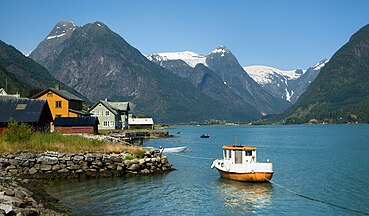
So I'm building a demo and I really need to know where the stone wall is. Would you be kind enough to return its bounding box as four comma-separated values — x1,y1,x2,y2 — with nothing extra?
0,150,171,179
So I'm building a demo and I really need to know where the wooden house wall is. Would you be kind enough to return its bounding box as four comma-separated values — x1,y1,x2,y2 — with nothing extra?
55,126,96,134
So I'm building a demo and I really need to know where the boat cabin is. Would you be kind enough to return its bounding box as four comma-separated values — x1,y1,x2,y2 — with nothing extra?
222,145,257,164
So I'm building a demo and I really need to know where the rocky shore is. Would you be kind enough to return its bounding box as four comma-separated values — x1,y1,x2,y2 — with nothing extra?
0,149,172,215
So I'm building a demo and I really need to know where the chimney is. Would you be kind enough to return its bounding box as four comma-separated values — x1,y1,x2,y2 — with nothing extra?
55,84,60,90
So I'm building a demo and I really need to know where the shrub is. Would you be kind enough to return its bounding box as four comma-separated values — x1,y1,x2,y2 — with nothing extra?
124,155,135,160
2,121,33,142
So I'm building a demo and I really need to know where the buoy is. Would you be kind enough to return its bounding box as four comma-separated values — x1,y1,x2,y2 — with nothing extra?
189,150,193,153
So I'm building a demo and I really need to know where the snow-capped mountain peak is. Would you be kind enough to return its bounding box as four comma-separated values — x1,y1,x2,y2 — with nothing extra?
243,59,328,103
146,51,207,67
211,46,230,54
47,21,76,40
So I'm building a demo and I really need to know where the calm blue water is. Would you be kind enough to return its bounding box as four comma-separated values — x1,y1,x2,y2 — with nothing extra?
46,125,369,215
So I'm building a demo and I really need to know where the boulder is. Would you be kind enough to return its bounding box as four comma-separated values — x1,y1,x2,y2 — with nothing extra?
66,161,75,167
40,164,52,171
4,189,15,197
66,165,79,170
128,164,140,171
8,159,19,166
73,155,84,162
52,165,61,171
28,168,37,175
38,156,58,165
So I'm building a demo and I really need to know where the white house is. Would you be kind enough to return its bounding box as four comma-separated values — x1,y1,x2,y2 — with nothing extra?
0,88,20,99
128,117,154,130
89,100,130,130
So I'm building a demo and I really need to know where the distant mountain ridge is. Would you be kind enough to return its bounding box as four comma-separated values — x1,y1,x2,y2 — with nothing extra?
244,59,329,103
29,21,261,123
147,46,291,116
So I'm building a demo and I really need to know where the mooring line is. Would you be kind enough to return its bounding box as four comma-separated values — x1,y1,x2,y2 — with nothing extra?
165,152,215,160
167,152,368,215
265,178,369,215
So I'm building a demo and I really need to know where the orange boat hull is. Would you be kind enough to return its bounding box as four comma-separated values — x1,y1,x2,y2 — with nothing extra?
217,169,273,182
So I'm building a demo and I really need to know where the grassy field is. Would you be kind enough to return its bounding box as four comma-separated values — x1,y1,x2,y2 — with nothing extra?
0,122,144,156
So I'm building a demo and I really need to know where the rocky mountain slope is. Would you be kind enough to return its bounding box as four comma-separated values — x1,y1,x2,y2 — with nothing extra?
244,59,329,103
29,21,256,123
147,46,291,116
0,40,82,99
273,24,369,124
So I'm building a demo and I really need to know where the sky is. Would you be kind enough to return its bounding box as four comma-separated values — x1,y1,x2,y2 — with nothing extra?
1,0,369,70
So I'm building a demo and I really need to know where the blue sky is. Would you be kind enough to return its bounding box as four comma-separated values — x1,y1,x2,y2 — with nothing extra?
1,0,369,69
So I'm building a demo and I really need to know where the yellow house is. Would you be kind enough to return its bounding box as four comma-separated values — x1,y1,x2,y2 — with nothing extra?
33,85,89,119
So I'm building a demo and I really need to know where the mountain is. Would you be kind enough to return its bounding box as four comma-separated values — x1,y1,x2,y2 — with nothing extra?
147,47,290,116
206,46,290,115
29,21,255,123
146,56,261,118
0,40,84,99
273,24,369,124
244,59,329,103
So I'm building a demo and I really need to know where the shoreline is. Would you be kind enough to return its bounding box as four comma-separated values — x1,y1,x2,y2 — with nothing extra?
0,148,173,215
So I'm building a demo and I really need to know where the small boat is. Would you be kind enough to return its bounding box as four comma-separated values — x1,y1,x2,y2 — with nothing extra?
211,145,273,182
200,134,210,138
160,146,187,153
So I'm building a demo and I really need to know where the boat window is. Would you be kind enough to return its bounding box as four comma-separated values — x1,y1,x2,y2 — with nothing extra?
223,150,226,159
228,150,232,159
245,150,252,156
235,150,242,164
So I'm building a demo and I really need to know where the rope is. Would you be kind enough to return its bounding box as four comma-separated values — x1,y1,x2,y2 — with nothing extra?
265,178,369,215
167,153,369,215
165,152,216,160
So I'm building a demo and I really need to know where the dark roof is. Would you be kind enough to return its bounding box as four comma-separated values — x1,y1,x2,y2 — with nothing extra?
33,87,84,101
69,109,91,116
54,117,99,126
0,98,52,123
89,100,130,115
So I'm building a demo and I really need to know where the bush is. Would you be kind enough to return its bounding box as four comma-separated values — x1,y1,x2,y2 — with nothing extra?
124,155,135,160
3,121,33,142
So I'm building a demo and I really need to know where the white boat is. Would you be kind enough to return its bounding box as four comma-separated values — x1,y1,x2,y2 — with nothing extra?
161,146,188,153
211,145,273,182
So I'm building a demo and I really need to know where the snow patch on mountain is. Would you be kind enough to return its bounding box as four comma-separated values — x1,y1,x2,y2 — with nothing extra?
243,65,303,85
146,51,207,67
47,33,67,40
312,58,330,70
47,21,75,40
211,46,230,54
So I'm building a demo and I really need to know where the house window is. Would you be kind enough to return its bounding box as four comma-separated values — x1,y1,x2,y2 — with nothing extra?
103,121,109,127
55,101,62,108
47,92,53,97
105,111,110,116
109,121,114,127
235,151,242,164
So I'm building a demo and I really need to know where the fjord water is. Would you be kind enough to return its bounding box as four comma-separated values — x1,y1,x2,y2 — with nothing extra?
46,125,369,215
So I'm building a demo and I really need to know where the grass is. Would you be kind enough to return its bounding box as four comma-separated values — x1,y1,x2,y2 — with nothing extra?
0,122,145,156
0,132,145,157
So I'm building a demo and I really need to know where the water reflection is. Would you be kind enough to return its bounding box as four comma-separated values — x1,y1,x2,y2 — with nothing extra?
214,178,273,214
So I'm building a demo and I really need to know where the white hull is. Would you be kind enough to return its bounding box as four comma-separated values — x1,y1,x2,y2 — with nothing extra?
162,146,187,153
211,159,273,182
